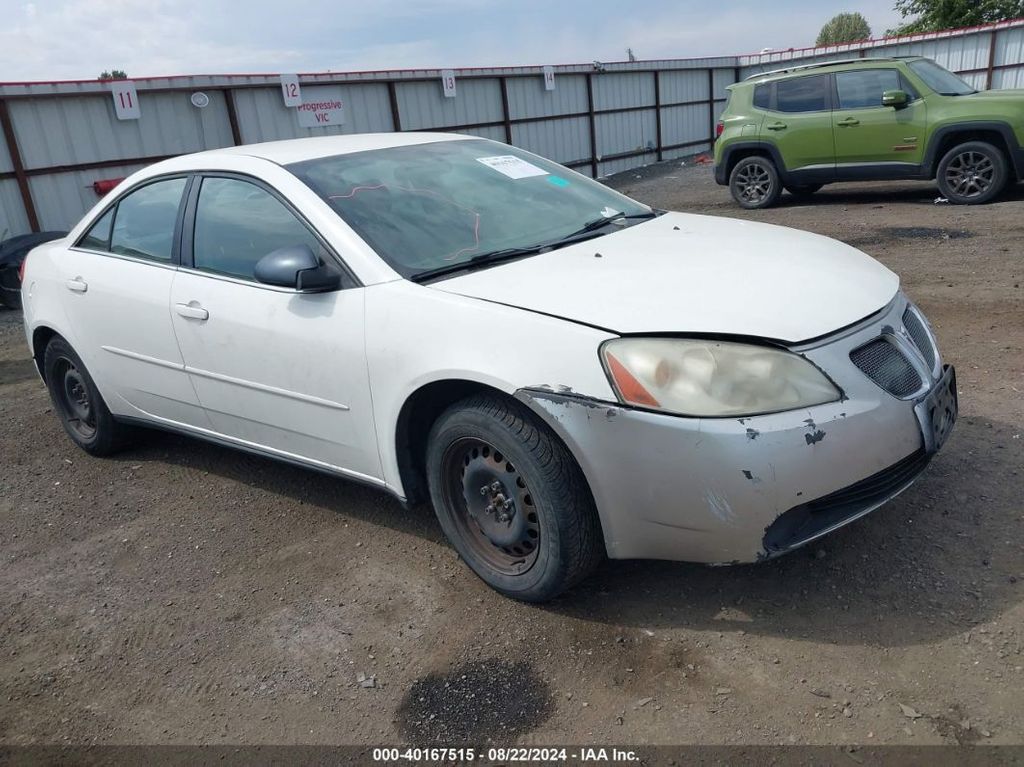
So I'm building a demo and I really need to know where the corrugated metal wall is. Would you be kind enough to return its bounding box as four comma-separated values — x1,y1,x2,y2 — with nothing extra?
1,19,1022,237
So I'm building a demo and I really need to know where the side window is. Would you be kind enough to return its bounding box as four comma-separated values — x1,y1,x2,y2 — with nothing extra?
753,84,770,109
835,69,902,109
775,75,829,113
109,178,187,262
79,207,115,251
192,177,323,281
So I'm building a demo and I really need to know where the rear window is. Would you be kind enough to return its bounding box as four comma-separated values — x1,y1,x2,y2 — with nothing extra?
775,75,829,113
753,84,770,109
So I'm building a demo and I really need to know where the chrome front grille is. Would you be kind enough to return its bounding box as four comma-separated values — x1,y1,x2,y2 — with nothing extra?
902,305,937,372
850,339,923,398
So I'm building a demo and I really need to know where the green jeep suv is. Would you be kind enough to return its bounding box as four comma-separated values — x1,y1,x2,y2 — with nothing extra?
714,57,1024,208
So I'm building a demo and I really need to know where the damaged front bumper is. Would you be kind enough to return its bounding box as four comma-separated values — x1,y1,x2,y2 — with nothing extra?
516,294,954,564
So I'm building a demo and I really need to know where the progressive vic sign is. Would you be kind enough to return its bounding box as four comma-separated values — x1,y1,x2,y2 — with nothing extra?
296,99,345,128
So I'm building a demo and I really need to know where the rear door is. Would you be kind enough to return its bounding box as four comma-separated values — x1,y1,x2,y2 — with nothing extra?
832,68,928,178
168,174,382,481
60,176,208,427
762,74,835,177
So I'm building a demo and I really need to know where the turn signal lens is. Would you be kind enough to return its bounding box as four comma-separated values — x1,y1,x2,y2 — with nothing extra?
605,352,660,408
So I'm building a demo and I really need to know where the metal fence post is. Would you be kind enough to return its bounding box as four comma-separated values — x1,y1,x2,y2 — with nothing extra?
387,81,403,132
586,73,598,178
654,71,663,162
499,77,513,144
0,98,39,233
986,30,998,89
222,88,242,145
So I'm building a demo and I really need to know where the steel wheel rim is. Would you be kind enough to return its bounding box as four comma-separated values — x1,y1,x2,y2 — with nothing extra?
945,151,995,198
441,437,541,576
54,357,96,439
733,163,773,203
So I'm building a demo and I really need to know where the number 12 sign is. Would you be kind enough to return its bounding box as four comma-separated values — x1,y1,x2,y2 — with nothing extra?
280,74,303,107
111,81,140,120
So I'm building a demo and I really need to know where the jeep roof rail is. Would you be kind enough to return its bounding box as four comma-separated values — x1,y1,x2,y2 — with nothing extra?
744,57,899,81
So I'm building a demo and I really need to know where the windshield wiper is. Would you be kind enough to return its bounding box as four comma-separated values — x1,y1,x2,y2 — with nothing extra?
562,210,662,239
409,210,662,284
410,245,551,283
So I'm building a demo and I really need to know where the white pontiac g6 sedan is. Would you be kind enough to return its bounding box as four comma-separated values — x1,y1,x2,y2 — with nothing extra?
21,133,958,601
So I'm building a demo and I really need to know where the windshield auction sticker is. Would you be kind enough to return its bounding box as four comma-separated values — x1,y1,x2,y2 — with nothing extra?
476,155,549,179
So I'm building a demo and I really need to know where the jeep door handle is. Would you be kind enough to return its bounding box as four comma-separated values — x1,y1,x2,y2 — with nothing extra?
174,302,209,321
766,121,788,131
837,117,860,126
65,277,88,293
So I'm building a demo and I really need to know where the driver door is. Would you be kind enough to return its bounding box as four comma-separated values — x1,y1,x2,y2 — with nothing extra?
168,174,382,481
832,68,928,177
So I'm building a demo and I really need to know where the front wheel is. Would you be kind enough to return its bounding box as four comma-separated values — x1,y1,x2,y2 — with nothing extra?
426,394,603,602
936,141,1008,205
729,156,782,209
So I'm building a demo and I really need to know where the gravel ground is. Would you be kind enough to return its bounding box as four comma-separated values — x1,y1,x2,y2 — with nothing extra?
0,163,1022,748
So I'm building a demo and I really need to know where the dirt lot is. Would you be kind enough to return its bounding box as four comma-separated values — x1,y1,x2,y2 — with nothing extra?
1,165,1022,749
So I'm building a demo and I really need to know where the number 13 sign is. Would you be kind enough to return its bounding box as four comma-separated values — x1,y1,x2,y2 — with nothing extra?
110,81,140,120
441,70,456,98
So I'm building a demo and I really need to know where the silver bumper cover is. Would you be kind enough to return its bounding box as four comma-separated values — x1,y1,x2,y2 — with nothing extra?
517,294,949,564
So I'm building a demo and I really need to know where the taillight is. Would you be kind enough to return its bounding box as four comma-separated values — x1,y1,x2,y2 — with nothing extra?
18,251,29,283
715,121,725,138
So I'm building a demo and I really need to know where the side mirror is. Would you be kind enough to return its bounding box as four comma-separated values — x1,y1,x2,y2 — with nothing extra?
254,244,341,292
882,89,908,108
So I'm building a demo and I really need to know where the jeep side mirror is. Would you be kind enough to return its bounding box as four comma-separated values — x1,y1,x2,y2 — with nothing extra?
254,244,342,292
882,90,908,109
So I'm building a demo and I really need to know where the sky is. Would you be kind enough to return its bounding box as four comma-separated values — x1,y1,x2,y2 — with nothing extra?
0,0,907,82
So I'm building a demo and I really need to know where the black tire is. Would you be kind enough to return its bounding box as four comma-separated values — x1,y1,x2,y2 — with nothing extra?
729,156,782,209
784,183,823,197
936,141,1008,205
43,336,134,456
425,394,603,602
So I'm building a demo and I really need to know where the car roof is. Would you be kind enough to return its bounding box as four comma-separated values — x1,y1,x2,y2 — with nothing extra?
740,56,925,86
153,131,476,171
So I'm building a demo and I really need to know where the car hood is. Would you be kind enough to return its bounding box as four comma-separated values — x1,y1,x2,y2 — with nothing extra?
959,88,1024,102
431,212,899,343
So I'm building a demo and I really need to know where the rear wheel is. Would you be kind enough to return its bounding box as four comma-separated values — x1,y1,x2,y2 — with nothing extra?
43,337,134,456
426,394,603,602
784,183,823,197
936,141,1008,205
729,156,782,209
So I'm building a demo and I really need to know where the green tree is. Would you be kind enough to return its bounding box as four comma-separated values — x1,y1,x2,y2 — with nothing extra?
98,69,128,80
889,0,1024,35
817,12,873,45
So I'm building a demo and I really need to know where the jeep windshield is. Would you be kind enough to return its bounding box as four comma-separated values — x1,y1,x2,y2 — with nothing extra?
288,139,654,281
908,58,977,96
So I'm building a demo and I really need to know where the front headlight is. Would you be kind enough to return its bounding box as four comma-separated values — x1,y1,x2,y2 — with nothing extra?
601,338,840,417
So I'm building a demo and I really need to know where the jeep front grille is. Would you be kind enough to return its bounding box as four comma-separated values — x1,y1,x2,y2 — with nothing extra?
850,338,922,398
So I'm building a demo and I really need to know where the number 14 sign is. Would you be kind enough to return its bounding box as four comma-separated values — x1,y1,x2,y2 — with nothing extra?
110,81,140,120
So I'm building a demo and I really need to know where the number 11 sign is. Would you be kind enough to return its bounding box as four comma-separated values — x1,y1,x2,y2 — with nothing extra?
110,81,140,120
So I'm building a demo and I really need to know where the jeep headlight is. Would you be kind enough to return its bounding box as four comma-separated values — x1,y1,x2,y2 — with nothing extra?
601,338,840,417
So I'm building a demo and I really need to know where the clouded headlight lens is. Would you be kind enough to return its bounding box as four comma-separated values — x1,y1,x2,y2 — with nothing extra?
601,338,840,417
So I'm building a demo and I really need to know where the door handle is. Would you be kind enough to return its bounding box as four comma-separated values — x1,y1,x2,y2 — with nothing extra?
174,302,209,321
837,117,860,126
766,121,787,131
65,277,88,293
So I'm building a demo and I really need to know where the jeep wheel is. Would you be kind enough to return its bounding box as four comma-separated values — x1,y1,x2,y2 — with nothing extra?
729,156,782,209
937,141,1008,205
426,393,604,602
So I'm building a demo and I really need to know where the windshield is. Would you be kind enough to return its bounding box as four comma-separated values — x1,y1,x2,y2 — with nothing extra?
288,139,651,279
907,58,977,96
